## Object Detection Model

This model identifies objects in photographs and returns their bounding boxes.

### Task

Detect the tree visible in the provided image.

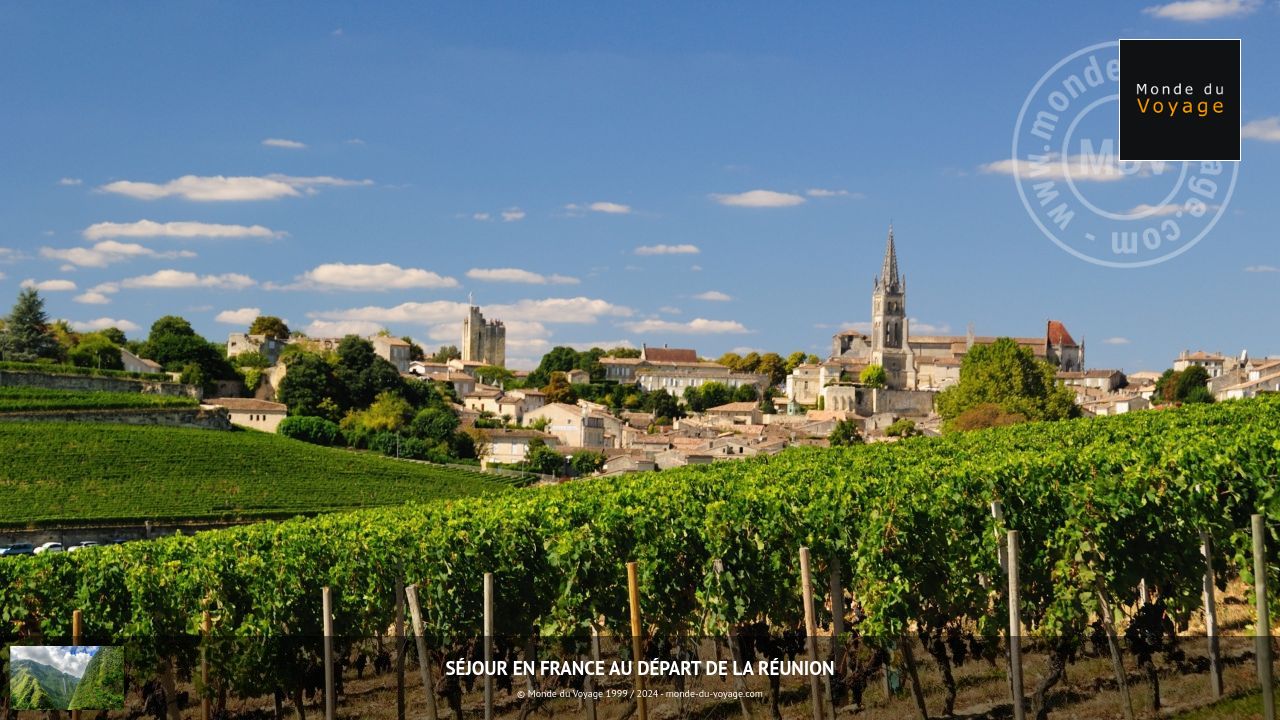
[757,352,787,386]
[335,335,404,408]
[475,365,515,387]
[570,450,606,476]
[141,315,236,389]
[859,364,887,389]
[1175,365,1213,403]
[428,345,461,363]
[50,319,79,361]
[277,352,344,420]
[524,438,565,476]
[759,387,777,414]
[828,418,864,446]
[885,418,920,437]
[948,403,1027,432]
[410,406,460,443]
[0,288,60,362]
[785,351,808,374]
[401,336,425,362]
[732,384,758,402]
[543,371,578,404]
[248,315,290,339]
[646,389,685,422]
[935,338,1079,431]
[527,346,579,387]
[684,382,733,412]
[68,332,124,370]
[99,327,128,346]
[354,391,415,432]
[278,416,345,446]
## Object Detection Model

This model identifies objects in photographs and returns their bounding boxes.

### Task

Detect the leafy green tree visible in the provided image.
[605,346,641,359]
[527,346,579,387]
[785,351,808,374]
[475,365,515,386]
[278,416,345,446]
[401,336,425,361]
[949,403,1027,431]
[0,288,60,361]
[349,391,415,432]
[248,315,290,338]
[935,338,1079,431]
[885,418,920,437]
[230,350,270,369]
[645,389,685,422]
[828,418,864,446]
[524,438,565,476]
[335,335,404,408]
[717,352,742,369]
[684,381,733,412]
[570,450,606,476]
[732,384,758,402]
[99,326,128,346]
[757,352,787,386]
[1175,365,1213,403]
[759,387,777,414]
[410,406,460,443]
[278,352,344,420]
[428,344,461,362]
[49,319,78,361]
[68,332,124,370]
[543,371,578,404]
[142,315,236,386]
[860,364,887,389]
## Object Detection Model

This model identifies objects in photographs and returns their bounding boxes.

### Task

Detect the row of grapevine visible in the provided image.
[3,397,1280,717]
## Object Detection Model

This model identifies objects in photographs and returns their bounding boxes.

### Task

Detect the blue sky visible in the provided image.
[0,1,1276,370]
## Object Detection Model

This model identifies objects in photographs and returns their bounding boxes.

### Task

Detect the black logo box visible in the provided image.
[1119,39,1240,162]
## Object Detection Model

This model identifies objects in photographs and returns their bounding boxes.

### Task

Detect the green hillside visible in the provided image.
[0,422,513,527]
[68,646,125,710]
[0,386,197,412]
[11,659,78,710]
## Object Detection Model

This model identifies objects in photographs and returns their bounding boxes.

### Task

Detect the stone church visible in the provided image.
[795,226,1085,400]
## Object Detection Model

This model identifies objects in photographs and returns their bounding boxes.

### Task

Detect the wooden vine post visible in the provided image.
[1006,530,1025,720]
[798,547,825,720]
[323,586,335,720]
[484,572,495,720]
[1093,581,1135,720]
[1254,514,1275,720]
[72,610,82,720]
[395,579,407,720]
[626,561,649,720]
[1201,531,1222,699]
[404,584,439,720]
[201,609,212,720]
[713,559,754,720]
[826,557,842,719]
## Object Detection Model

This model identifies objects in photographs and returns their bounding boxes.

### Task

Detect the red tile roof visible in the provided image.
[641,346,699,363]
[1047,320,1076,347]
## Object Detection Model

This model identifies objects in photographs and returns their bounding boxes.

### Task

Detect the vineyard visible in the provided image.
[0,360,168,381]
[2,397,1280,719]
[0,423,512,527]
[0,386,198,412]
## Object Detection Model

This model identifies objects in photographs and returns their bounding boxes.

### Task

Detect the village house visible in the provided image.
[478,428,558,466]
[207,397,289,432]
[523,402,610,449]
[371,335,412,373]
[600,344,768,394]
[119,347,163,374]
[1058,369,1127,392]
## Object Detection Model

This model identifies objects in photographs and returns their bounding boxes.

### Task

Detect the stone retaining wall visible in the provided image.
[0,369,200,398]
[0,405,231,430]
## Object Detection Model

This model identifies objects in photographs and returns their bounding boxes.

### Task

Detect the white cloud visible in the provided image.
[74,291,112,305]
[501,207,526,222]
[472,212,492,221]
[1245,265,1279,273]
[589,201,632,214]
[1103,337,1132,345]
[262,138,307,149]
[345,138,366,145]
[466,268,579,285]
[303,319,385,337]
[635,244,700,256]
[805,188,864,199]
[0,247,25,263]
[59,177,83,186]
[99,174,372,201]
[122,270,255,290]
[310,297,632,327]
[278,263,459,291]
[1242,117,1280,142]
[694,290,733,301]
[70,317,140,332]
[41,241,197,268]
[658,306,681,315]
[84,220,282,241]
[215,307,263,325]
[11,646,99,680]
[566,339,636,351]
[711,189,806,208]
[980,154,1171,183]
[0,271,5,280]
[620,318,750,335]
[20,278,76,292]
[1143,0,1259,21]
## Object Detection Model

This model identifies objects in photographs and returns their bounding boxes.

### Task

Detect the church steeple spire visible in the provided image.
[877,224,901,292]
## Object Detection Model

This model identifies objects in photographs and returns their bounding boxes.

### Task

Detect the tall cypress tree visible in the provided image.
[1,288,60,361]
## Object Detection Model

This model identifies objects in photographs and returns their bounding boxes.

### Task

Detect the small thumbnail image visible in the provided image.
[9,645,125,711]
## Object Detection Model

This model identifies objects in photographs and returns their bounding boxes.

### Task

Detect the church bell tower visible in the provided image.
[869,225,913,389]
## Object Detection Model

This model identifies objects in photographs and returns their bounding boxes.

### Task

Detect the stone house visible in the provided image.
[208,397,288,432]
[478,428,558,466]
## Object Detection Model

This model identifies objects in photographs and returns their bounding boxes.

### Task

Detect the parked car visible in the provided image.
[34,542,64,554]
[68,541,100,553]
[0,542,35,556]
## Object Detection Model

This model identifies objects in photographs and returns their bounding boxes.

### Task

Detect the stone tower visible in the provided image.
[869,225,914,390]
[461,303,506,367]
